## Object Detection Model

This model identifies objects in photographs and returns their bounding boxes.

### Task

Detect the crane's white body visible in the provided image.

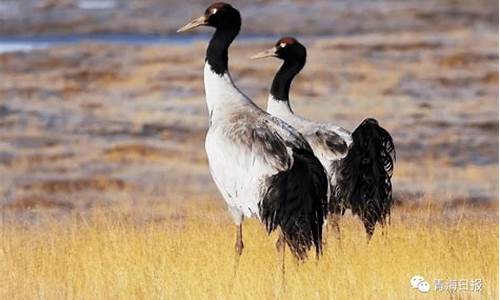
[204,63,308,225]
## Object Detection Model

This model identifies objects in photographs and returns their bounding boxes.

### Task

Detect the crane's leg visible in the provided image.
[275,231,285,252]
[380,225,389,245]
[228,210,244,292]
[323,222,329,249]
[232,223,244,284]
[364,220,375,243]
[235,223,244,256]
[229,208,244,257]
[278,231,286,288]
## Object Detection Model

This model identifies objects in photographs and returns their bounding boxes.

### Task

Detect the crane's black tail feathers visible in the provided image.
[260,148,328,260]
[333,118,395,238]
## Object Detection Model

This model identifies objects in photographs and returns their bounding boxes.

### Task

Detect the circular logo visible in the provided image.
[417,281,431,293]
[410,275,425,289]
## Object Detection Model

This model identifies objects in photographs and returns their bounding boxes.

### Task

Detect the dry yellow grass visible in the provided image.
[0,202,497,300]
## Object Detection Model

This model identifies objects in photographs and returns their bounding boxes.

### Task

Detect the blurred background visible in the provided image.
[0,0,498,221]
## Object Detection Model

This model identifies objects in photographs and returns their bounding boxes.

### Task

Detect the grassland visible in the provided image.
[1,201,497,300]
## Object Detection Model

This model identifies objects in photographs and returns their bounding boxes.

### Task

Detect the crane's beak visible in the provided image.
[250,47,278,59]
[177,15,208,32]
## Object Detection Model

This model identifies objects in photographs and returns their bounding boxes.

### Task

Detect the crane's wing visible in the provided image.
[228,114,312,173]
[250,120,293,172]
[309,127,350,162]
[257,115,328,259]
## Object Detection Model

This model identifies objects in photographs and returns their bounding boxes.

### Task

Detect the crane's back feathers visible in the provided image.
[260,147,328,259]
[333,118,395,237]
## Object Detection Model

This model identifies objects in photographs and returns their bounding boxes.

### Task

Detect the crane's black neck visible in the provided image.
[206,26,240,75]
[270,59,305,101]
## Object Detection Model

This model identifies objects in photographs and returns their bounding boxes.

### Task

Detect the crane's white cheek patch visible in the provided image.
[417,281,431,293]
[410,275,425,289]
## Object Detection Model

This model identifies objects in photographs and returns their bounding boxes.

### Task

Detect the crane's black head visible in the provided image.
[251,37,307,66]
[204,3,241,31]
[274,37,307,64]
[177,2,241,33]
[177,3,241,75]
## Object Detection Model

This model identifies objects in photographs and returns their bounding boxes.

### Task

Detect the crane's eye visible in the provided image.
[280,42,286,48]
[211,8,218,15]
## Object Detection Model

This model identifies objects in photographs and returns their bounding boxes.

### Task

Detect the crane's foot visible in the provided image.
[275,233,285,252]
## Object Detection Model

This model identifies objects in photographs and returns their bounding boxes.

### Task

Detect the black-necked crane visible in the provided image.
[251,37,396,240]
[177,4,328,265]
